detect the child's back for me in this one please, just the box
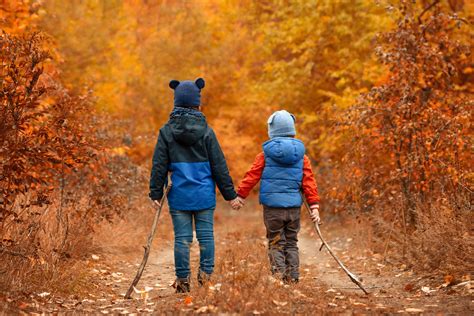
[237,110,320,283]
[260,137,305,208]
[151,107,235,210]
[149,79,236,208]
[149,78,238,293]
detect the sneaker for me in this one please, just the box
[283,275,299,284]
[197,271,211,287]
[175,277,190,293]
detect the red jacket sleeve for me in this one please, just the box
[302,155,320,205]
[237,152,265,198]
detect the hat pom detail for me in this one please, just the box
[195,78,205,89]
[169,80,180,90]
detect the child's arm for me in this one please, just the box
[237,152,265,199]
[206,129,237,201]
[302,155,320,204]
[149,130,169,201]
[302,155,321,222]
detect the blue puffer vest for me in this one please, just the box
[260,137,305,208]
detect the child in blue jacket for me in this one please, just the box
[149,78,240,293]
[236,110,321,283]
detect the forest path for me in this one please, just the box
[2,203,472,314]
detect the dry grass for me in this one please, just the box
[0,197,91,294]
[148,206,330,315]
[367,201,473,276]
[92,195,174,259]
[0,159,148,297]
[406,207,474,274]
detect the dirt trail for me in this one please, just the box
[299,224,473,314]
[299,230,385,294]
[2,205,472,314]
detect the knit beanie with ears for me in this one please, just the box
[169,78,205,107]
[267,110,296,138]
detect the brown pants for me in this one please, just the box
[263,206,301,279]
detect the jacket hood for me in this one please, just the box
[263,137,305,165]
[169,115,207,146]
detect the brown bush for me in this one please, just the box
[341,2,473,271]
[0,31,146,294]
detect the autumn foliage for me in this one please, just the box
[0,4,147,292]
[342,2,473,269]
[0,32,94,215]
[0,0,472,295]
[352,3,471,219]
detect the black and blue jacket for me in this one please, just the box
[149,109,237,211]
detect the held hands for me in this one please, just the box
[309,204,321,224]
[230,196,245,210]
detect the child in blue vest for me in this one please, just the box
[149,78,240,292]
[236,110,321,283]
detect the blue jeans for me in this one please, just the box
[169,208,215,279]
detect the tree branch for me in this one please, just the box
[418,0,441,25]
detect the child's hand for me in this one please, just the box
[152,199,161,209]
[230,197,245,210]
[236,196,245,208]
[309,204,320,224]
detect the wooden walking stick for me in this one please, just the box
[125,186,170,299]
[302,197,369,295]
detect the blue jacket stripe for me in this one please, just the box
[168,162,216,211]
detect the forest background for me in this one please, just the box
[0,0,472,296]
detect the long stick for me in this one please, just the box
[125,187,170,299]
[302,198,369,295]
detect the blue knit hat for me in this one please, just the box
[267,110,296,138]
[169,78,205,107]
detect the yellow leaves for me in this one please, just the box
[110,146,128,156]
[462,66,473,74]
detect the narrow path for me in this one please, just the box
[298,224,472,314]
[2,204,472,314]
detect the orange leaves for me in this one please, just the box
[443,275,455,287]
[0,31,99,222]
[404,283,415,292]
[338,2,472,227]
